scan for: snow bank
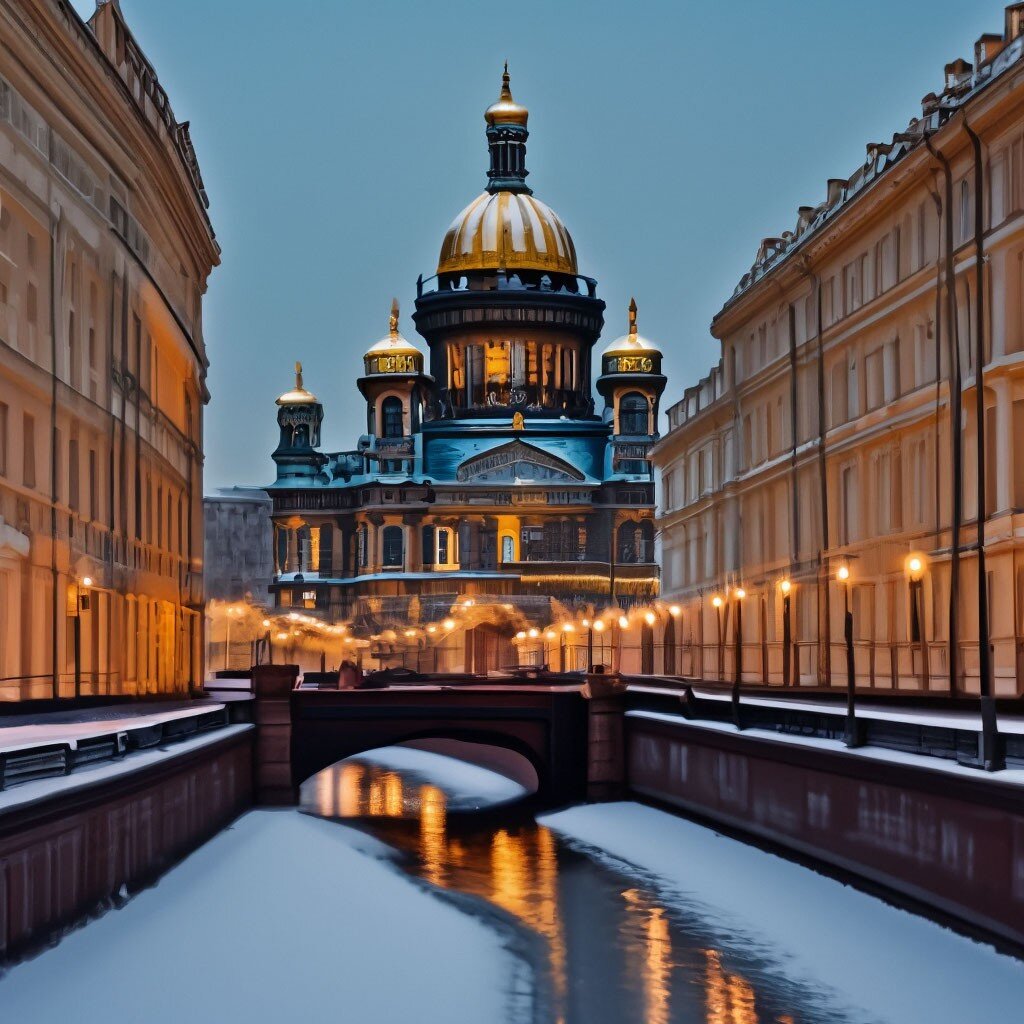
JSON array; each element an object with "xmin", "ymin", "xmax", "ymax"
[
  {"xmin": 540, "ymin": 802, "xmax": 1024, "ymax": 1024},
  {"xmin": 0, "ymin": 811, "xmax": 516, "ymax": 1024}
]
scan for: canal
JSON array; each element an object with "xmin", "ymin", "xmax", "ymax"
[{"xmin": 2, "ymin": 745, "xmax": 1023, "ymax": 1023}]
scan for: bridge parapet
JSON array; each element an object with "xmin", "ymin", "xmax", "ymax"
[{"xmin": 253, "ymin": 664, "xmax": 300, "ymax": 804}]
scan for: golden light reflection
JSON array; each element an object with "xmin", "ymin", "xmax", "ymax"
[
  {"xmin": 705, "ymin": 948, "xmax": 760, "ymax": 1024},
  {"xmin": 305, "ymin": 760, "xmax": 800, "ymax": 1024},
  {"xmin": 622, "ymin": 888, "xmax": 673, "ymax": 1024}
]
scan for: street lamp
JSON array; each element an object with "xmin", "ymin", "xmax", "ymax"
[
  {"xmin": 712, "ymin": 595, "xmax": 724, "ymax": 681},
  {"xmin": 73, "ymin": 577, "xmax": 93, "ymax": 698},
  {"xmin": 905, "ymin": 554, "xmax": 928, "ymax": 690},
  {"xmin": 731, "ymin": 588, "xmax": 746, "ymax": 729},
  {"xmin": 779, "ymin": 579, "xmax": 793, "ymax": 687},
  {"xmin": 836, "ymin": 563, "xmax": 861, "ymax": 747}
]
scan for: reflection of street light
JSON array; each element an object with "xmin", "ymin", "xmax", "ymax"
[
  {"xmin": 837, "ymin": 563, "xmax": 861, "ymax": 747},
  {"xmin": 731, "ymin": 587, "xmax": 746, "ymax": 729},
  {"xmin": 779, "ymin": 579, "xmax": 793, "ymax": 687}
]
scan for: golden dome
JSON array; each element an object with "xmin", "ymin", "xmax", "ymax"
[
  {"xmin": 437, "ymin": 190, "xmax": 577, "ymax": 275},
  {"xmin": 364, "ymin": 299, "xmax": 422, "ymax": 357},
  {"xmin": 485, "ymin": 63, "xmax": 528, "ymax": 126},
  {"xmin": 276, "ymin": 361, "xmax": 318, "ymax": 405},
  {"xmin": 602, "ymin": 298, "xmax": 662, "ymax": 357}
]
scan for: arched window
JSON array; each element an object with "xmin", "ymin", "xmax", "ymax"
[
  {"xmin": 381, "ymin": 525, "xmax": 404, "ymax": 568},
  {"xmin": 501, "ymin": 534, "xmax": 515, "ymax": 563},
  {"xmin": 358, "ymin": 524, "xmax": 368, "ymax": 568},
  {"xmin": 381, "ymin": 396, "xmax": 404, "ymax": 438},
  {"xmin": 617, "ymin": 519, "xmax": 654, "ymax": 564},
  {"xmin": 618, "ymin": 392, "xmax": 649, "ymax": 435}
]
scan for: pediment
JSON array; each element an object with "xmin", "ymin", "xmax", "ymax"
[{"xmin": 456, "ymin": 440, "xmax": 585, "ymax": 483}]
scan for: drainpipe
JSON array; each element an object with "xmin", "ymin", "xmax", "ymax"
[
  {"xmin": 963, "ymin": 118, "xmax": 1003, "ymax": 770},
  {"xmin": 799, "ymin": 259, "xmax": 831, "ymax": 686},
  {"xmin": 924, "ymin": 132, "xmax": 964, "ymax": 697}
]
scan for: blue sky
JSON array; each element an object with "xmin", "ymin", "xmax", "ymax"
[{"xmin": 72, "ymin": 0, "xmax": 1000, "ymax": 488}]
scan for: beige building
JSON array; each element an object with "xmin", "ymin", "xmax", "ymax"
[
  {"xmin": 653, "ymin": 5, "xmax": 1024, "ymax": 698},
  {"xmin": 0, "ymin": 0, "xmax": 219, "ymax": 700}
]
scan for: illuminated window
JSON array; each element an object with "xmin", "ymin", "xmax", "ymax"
[{"xmin": 436, "ymin": 526, "xmax": 456, "ymax": 567}]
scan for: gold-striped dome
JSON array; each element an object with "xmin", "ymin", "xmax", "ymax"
[{"xmin": 437, "ymin": 191, "xmax": 577, "ymax": 276}]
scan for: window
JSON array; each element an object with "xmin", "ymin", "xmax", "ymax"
[
  {"xmin": 22, "ymin": 412, "xmax": 35, "ymax": 488},
  {"xmin": 436, "ymin": 526, "xmax": 455, "ymax": 566},
  {"xmin": 358, "ymin": 524, "xmax": 368, "ymax": 567},
  {"xmin": 618, "ymin": 392, "xmax": 649, "ymax": 435},
  {"xmin": 26, "ymin": 283, "xmax": 37, "ymax": 324},
  {"xmin": 381, "ymin": 396, "xmax": 403, "ymax": 438},
  {"xmin": 421, "ymin": 524, "xmax": 435, "ymax": 566},
  {"xmin": 865, "ymin": 349, "xmax": 884, "ymax": 411},
  {"xmin": 617, "ymin": 520, "xmax": 653, "ymax": 563},
  {"xmin": 501, "ymin": 534, "xmax": 515, "ymax": 563},
  {"xmin": 381, "ymin": 525, "xmax": 404, "ymax": 568},
  {"xmin": 68, "ymin": 438, "xmax": 79, "ymax": 511}
]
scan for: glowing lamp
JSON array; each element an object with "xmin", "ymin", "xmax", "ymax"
[
  {"xmin": 443, "ymin": 618, "xmax": 456, "ymax": 631},
  {"xmin": 644, "ymin": 611, "xmax": 656, "ymax": 626},
  {"xmin": 81, "ymin": 576, "xmax": 93, "ymax": 588},
  {"xmin": 618, "ymin": 616, "xmax": 630, "ymax": 630},
  {"xmin": 779, "ymin": 579, "xmax": 791, "ymax": 596},
  {"xmin": 562, "ymin": 622, "xmax": 575, "ymax": 633},
  {"xmin": 545, "ymin": 630, "xmax": 557, "ymax": 641},
  {"xmin": 515, "ymin": 631, "xmax": 527, "ymax": 640},
  {"xmin": 712, "ymin": 595, "xmax": 723, "ymax": 609},
  {"xmin": 528, "ymin": 628, "xmax": 539, "ymax": 638},
  {"xmin": 735, "ymin": 587, "xmax": 746, "ymax": 600},
  {"xmin": 836, "ymin": 565, "xmax": 850, "ymax": 582},
  {"xmin": 669, "ymin": 604, "xmax": 681, "ymax": 617},
  {"xmin": 593, "ymin": 620, "xmax": 605, "ymax": 632}
]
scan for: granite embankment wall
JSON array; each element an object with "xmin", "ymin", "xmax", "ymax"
[
  {"xmin": 625, "ymin": 712, "xmax": 1024, "ymax": 952},
  {"xmin": 0, "ymin": 726, "xmax": 254, "ymax": 962}
]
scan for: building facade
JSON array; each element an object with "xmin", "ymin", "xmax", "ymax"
[
  {"xmin": 653, "ymin": 4, "xmax": 1024, "ymax": 698},
  {"xmin": 266, "ymin": 71, "xmax": 664, "ymax": 671},
  {"xmin": 0, "ymin": 0, "xmax": 219, "ymax": 700}
]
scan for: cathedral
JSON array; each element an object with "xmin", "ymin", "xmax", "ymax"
[{"xmin": 266, "ymin": 69, "xmax": 665, "ymax": 671}]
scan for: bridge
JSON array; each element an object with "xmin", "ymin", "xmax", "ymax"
[{"xmin": 251, "ymin": 666, "xmax": 622, "ymax": 806}]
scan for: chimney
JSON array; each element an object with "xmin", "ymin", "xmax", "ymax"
[
  {"xmin": 826, "ymin": 178, "xmax": 847, "ymax": 207},
  {"xmin": 921, "ymin": 92, "xmax": 941, "ymax": 116},
  {"xmin": 943, "ymin": 58, "xmax": 972, "ymax": 92},
  {"xmin": 1006, "ymin": 3, "xmax": 1024, "ymax": 40},
  {"xmin": 975, "ymin": 32, "xmax": 1005, "ymax": 68}
]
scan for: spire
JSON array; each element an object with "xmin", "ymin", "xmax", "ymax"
[
  {"xmin": 276, "ymin": 360, "xmax": 318, "ymax": 405},
  {"xmin": 295, "ymin": 360, "xmax": 304, "ymax": 390},
  {"xmin": 484, "ymin": 64, "xmax": 531, "ymax": 195},
  {"xmin": 389, "ymin": 297, "xmax": 400, "ymax": 336},
  {"xmin": 628, "ymin": 297, "xmax": 638, "ymax": 338}
]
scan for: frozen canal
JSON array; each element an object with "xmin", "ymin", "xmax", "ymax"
[{"xmin": 3, "ymin": 747, "xmax": 1023, "ymax": 1023}]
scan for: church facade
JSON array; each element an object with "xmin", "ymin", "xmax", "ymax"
[{"xmin": 265, "ymin": 71, "xmax": 664, "ymax": 670}]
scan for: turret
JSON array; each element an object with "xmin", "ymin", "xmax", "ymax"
[
  {"xmin": 272, "ymin": 361, "xmax": 327, "ymax": 483},
  {"xmin": 596, "ymin": 300, "xmax": 667, "ymax": 474},
  {"xmin": 357, "ymin": 300, "xmax": 431, "ymax": 475}
]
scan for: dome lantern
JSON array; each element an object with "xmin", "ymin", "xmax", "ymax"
[
  {"xmin": 276, "ymin": 361, "xmax": 318, "ymax": 405},
  {"xmin": 485, "ymin": 63, "xmax": 531, "ymax": 196}
]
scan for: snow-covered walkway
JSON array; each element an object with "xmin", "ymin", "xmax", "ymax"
[
  {"xmin": 541, "ymin": 802, "xmax": 1024, "ymax": 1024},
  {"xmin": 0, "ymin": 811, "xmax": 515, "ymax": 1024}
]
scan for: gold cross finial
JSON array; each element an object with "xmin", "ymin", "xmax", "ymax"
[
  {"xmin": 501, "ymin": 61, "xmax": 512, "ymax": 98},
  {"xmin": 294, "ymin": 361, "xmax": 303, "ymax": 389},
  {"xmin": 628, "ymin": 297, "xmax": 638, "ymax": 336},
  {"xmin": 389, "ymin": 298, "xmax": 400, "ymax": 335}
]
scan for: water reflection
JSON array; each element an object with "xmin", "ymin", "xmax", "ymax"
[{"xmin": 302, "ymin": 755, "xmax": 859, "ymax": 1024}]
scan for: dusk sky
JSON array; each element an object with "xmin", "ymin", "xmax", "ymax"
[{"xmin": 72, "ymin": 0, "xmax": 999, "ymax": 489}]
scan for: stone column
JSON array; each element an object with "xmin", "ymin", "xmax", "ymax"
[
  {"xmin": 252, "ymin": 663, "xmax": 299, "ymax": 805},
  {"xmin": 583, "ymin": 672, "xmax": 628, "ymax": 801}
]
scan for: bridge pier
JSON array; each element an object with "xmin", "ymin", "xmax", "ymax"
[
  {"xmin": 583, "ymin": 673, "xmax": 628, "ymax": 801},
  {"xmin": 253, "ymin": 664, "xmax": 299, "ymax": 805}
]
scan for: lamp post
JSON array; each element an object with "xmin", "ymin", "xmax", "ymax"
[
  {"xmin": 73, "ymin": 576, "xmax": 92, "ymax": 699},
  {"xmin": 712, "ymin": 595, "xmax": 724, "ymax": 682},
  {"xmin": 668, "ymin": 604, "xmax": 681, "ymax": 676},
  {"xmin": 592, "ymin": 618, "xmax": 604, "ymax": 670},
  {"xmin": 582, "ymin": 618, "xmax": 594, "ymax": 673},
  {"xmin": 837, "ymin": 564, "xmax": 861, "ymax": 747},
  {"xmin": 906, "ymin": 556, "xmax": 927, "ymax": 690},
  {"xmin": 779, "ymin": 579, "xmax": 793, "ymax": 687},
  {"xmin": 731, "ymin": 587, "xmax": 746, "ymax": 729}
]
